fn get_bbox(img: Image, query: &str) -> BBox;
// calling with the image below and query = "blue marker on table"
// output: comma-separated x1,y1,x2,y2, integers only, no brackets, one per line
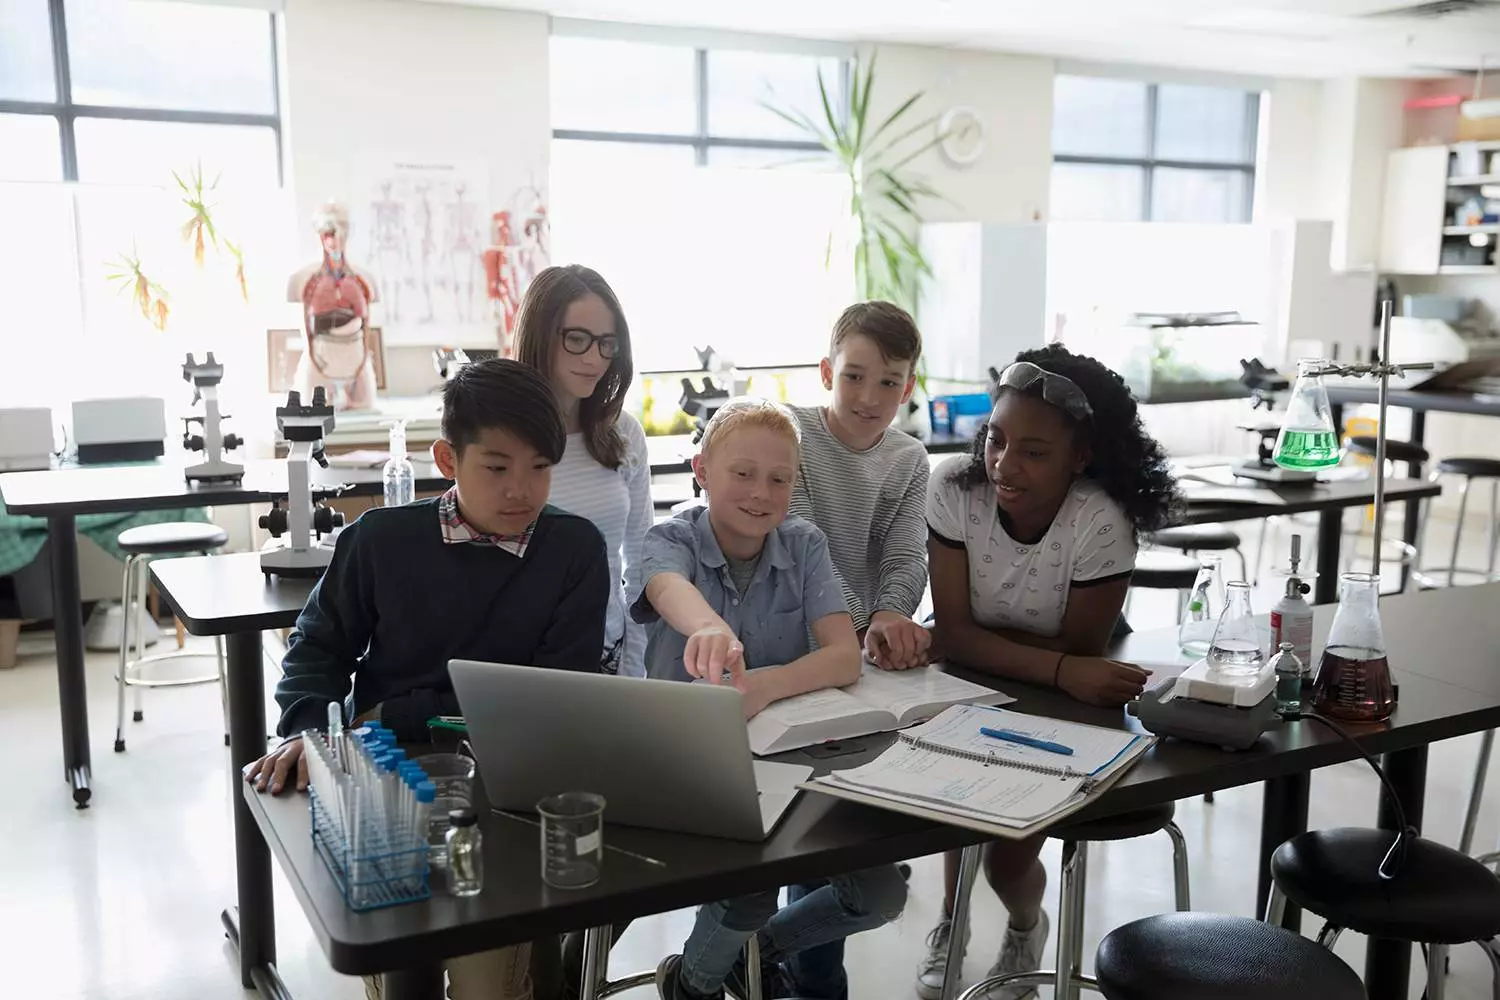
980,727,1075,756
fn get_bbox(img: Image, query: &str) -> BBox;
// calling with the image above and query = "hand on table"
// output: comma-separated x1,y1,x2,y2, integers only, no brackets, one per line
244,735,308,795
1057,655,1149,707
865,613,932,671
684,625,746,685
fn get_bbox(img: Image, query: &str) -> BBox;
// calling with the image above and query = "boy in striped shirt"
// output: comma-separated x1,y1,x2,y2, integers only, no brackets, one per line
782,301,932,999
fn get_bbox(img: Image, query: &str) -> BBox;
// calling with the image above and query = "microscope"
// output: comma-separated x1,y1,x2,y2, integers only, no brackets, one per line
259,387,347,577
181,353,244,484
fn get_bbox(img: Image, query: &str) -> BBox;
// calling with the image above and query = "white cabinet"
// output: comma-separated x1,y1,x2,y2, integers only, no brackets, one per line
1378,145,1448,275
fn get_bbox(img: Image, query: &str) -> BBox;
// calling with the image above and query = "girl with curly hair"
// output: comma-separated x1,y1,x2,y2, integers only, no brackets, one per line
914,343,1177,1000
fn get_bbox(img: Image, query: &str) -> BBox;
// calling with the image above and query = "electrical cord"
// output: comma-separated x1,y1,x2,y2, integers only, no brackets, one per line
1286,710,1413,881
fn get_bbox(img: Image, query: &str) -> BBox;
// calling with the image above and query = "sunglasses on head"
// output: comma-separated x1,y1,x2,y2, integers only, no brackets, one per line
993,361,1093,421
560,327,620,361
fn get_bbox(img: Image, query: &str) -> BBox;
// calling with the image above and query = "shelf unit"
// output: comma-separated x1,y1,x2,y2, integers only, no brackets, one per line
1379,141,1500,274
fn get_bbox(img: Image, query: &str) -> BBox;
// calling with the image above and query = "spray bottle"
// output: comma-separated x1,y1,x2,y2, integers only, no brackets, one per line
382,420,415,508
1269,533,1314,672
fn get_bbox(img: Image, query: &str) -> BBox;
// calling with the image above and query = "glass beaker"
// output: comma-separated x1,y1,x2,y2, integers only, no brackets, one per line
1313,573,1395,722
538,791,605,890
1178,554,1226,656
1273,360,1341,470
1207,580,1267,677
414,753,476,867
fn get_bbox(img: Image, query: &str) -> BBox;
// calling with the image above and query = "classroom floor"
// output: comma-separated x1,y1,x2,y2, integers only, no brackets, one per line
3,511,1498,1000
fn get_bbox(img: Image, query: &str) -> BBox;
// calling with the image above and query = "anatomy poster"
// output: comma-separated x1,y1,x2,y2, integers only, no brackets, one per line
352,159,489,342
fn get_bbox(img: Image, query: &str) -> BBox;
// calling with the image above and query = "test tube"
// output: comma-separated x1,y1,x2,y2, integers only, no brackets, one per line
326,702,344,771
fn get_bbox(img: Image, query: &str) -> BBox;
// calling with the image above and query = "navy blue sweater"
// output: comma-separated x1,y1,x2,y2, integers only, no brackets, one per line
275,498,609,740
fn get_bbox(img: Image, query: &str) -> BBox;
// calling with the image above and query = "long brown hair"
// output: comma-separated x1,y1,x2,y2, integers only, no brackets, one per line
511,264,633,469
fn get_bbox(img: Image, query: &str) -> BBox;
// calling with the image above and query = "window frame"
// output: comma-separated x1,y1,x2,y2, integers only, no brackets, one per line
1052,77,1260,223
551,45,841,165
0,0,283,184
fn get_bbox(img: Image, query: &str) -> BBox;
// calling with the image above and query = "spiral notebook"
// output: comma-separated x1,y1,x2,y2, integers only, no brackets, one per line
803,704,1154,839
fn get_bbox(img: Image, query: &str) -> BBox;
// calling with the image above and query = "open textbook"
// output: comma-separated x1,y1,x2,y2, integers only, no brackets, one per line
746,663,1015,756
803,704,1154,839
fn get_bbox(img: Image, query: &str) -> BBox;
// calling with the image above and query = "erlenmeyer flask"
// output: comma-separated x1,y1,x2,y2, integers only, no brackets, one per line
1207,580,1267,677
1273,360,1341,470
1178,554,1226,656
1313,572,1395,722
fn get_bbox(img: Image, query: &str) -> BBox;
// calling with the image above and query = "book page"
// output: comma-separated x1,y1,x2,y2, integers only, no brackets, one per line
826,741,1083,823
746,686,889,755
845,663,1014,725
906,705,1146,777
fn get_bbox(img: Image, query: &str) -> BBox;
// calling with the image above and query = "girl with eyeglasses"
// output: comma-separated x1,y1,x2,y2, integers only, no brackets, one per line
512,264,651,681
914,344,1178,1000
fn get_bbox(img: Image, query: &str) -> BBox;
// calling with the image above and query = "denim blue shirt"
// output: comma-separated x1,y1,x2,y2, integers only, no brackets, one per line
631,505,848,682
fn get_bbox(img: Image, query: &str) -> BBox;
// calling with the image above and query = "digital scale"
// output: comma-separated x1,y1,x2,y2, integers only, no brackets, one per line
1129,658,1282,751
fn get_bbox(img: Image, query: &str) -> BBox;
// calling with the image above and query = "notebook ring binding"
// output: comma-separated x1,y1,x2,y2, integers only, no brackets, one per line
899,733,1095,790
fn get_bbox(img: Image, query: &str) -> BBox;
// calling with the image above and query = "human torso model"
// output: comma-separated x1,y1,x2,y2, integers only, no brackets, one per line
286,201,379,410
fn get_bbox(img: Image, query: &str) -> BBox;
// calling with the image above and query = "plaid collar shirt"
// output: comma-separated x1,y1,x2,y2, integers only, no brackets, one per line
437,486,534,558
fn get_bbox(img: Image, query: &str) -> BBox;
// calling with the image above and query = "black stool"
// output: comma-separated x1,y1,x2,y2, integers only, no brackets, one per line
1268,828,1500,999
1416,456,1500,589
1343,436,1430,589
114,521,229,752
1146,524,1246,582
1125,551,1201,621
955,804,1190,1000
1094,912,1366,1000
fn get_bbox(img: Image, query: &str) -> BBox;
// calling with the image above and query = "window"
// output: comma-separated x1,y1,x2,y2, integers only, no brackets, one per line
549,33,852,371
1050,74,1259,224
0,0,281,404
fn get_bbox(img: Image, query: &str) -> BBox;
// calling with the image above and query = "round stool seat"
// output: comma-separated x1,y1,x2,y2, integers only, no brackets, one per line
1436,456,1500,479
1146,524,1242,552
117,522,229,556
1131,551,1201,590
1052,803,1174,843
1347,435,1430,467
1095,913,1365,1000
1271,828,1500,943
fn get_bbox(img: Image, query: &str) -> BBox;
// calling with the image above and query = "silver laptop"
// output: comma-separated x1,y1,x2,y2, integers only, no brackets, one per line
448,660,813,842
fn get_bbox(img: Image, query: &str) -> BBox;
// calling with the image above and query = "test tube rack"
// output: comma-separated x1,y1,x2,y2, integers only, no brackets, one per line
305,729,431,911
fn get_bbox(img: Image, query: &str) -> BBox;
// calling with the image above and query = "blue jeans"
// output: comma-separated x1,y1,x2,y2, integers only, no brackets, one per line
679,864,907,996
782,882,848,1000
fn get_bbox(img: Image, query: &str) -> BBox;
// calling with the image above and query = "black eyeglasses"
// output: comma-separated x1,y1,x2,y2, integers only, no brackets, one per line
994,361,1093,421
560,327,620,360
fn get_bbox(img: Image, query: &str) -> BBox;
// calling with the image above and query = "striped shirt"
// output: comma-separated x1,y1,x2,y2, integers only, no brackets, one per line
787,405,931,631
545,412,652,677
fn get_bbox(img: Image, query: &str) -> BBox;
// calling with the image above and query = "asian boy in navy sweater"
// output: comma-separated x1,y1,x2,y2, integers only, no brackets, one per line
245,359,608,1000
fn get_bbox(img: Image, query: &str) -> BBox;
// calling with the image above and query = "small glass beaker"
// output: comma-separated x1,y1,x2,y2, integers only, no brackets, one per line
1178,554,1226,656
1273,359,1341,470
1207,580,1267,677
538,792,605,890
1313,572,1395,722
415,753,476,867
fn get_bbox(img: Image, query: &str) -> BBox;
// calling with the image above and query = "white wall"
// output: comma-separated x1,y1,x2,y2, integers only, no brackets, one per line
280,0,551,386
864,44,1055,225
1256,78,1325,224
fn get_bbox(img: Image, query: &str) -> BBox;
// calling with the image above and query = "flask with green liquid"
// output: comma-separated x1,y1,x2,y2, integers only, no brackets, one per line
1273,359,1341,470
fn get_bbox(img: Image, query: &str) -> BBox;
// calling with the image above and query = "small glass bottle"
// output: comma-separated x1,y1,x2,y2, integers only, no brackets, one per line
1207,580,1267,677
1270,642,1305,718
445,808,483,897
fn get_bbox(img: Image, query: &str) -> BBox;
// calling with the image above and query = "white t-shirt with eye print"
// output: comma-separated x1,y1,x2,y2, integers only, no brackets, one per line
926,455,1138,638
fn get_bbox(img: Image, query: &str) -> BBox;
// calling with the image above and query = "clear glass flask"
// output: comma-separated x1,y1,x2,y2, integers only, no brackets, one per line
1313,573,1395,722
1178,554,1226,656
1207,580,1266,677
1273,360,1341,470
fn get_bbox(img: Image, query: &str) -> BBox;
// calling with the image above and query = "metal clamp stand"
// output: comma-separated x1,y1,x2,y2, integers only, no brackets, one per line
259,388,347,577
182,352,245,484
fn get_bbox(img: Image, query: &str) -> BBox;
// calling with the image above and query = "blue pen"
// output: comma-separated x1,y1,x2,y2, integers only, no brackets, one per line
980,727,1075,756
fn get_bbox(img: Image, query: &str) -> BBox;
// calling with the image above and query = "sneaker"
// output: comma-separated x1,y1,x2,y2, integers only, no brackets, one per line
978,909,1050,1000
915,916,970,1000
656,954,723,1000
724,949,794,1000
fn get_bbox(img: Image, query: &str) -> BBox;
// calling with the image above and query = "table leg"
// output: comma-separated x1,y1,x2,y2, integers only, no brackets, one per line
1258,774,1309,931
382,966,445,1000
1315,507,1342,605
1365,746,1428,1000
941,846,983,1000
1402,411,1427,591
47,514,91,807
225,629,276,989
